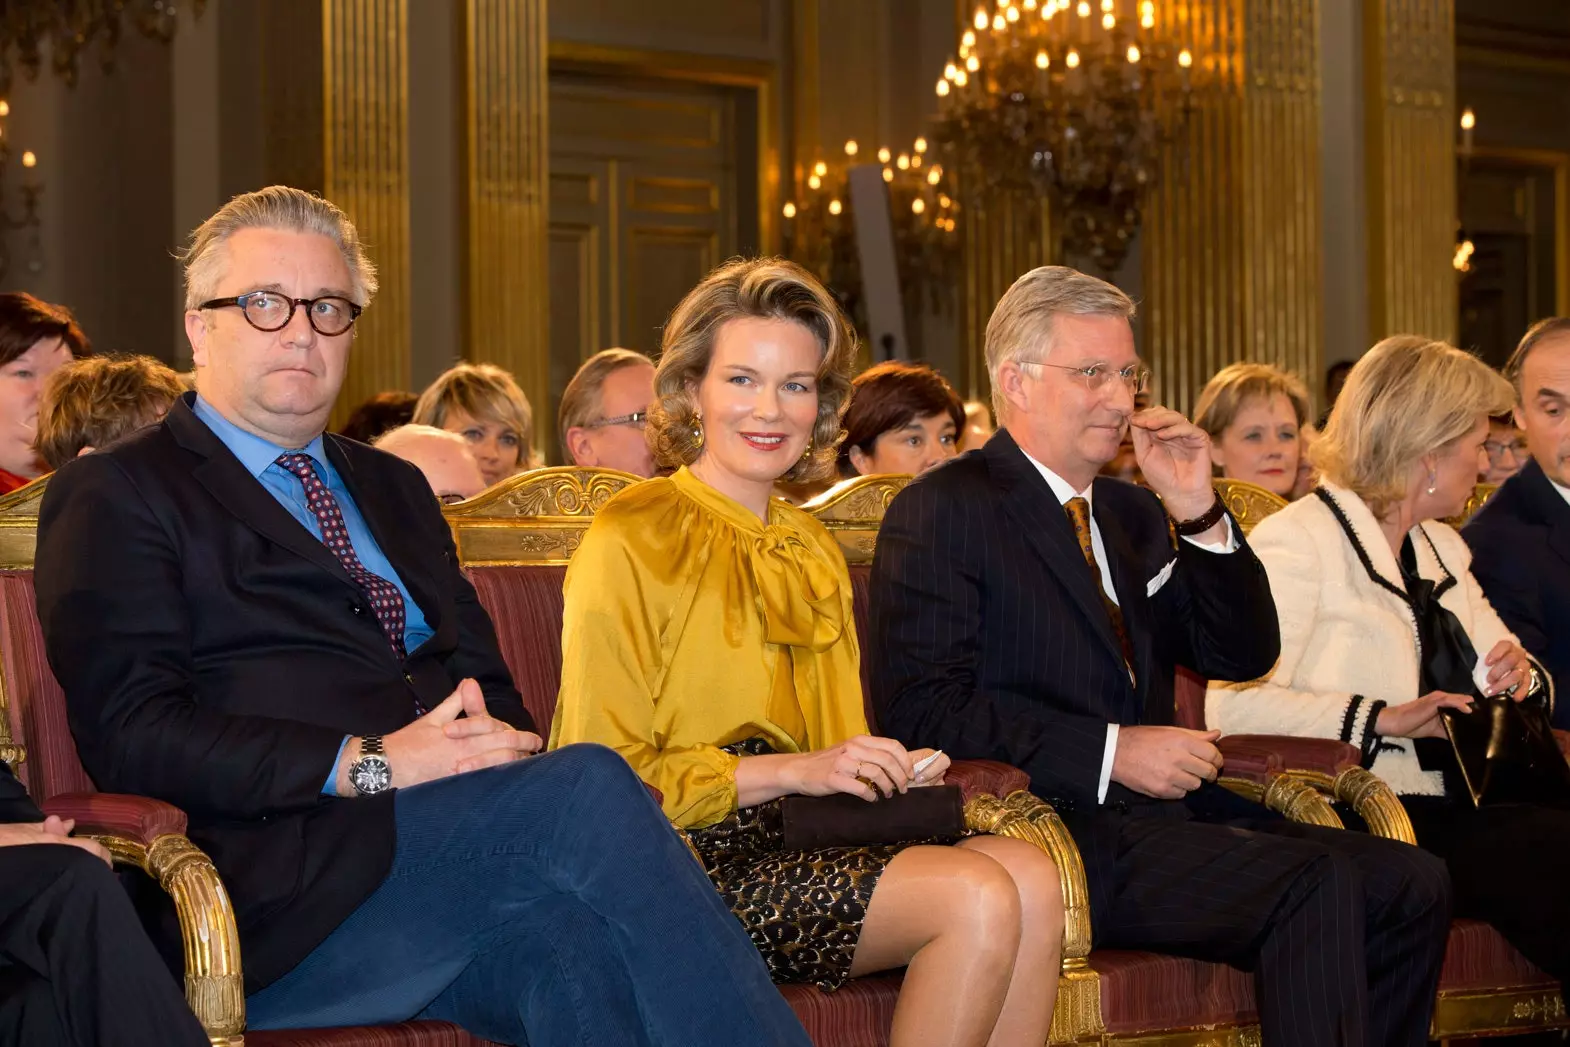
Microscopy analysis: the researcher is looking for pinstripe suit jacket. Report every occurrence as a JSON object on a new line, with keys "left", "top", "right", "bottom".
{"left": 869, "top": 429, "right": 1281, "bottom": 922}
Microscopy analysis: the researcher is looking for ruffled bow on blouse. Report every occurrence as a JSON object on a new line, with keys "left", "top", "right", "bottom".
{"left": 550, "top": 467, "right": 867, "bottom": 828}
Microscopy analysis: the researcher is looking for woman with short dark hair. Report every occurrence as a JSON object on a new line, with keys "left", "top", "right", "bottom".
{"left": 838, "top": 361, "right": 964, "bottom": 478}
{"left": 0, "top": 293, "right": 91, "bottom": 492}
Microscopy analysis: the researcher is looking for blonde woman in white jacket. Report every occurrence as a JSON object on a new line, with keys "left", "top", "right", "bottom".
{"left": 1208, "top": 335, "right": 1569, "bottom": 992}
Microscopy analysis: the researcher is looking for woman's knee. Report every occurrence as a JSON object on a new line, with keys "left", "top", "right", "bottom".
{"left": 963, "top": 837, "right": 1065, "bottom": 938}
{"left": 926, "top": 848, "right": 1025, "bottom": 952}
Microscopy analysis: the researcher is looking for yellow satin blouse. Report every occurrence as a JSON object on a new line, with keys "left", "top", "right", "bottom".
{"left": 550, "top": 466, "right": 868, "bottom": 828}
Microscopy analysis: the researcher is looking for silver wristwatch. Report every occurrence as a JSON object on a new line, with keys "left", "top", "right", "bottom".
{"left": 349, "top": 735, "right": 392, "bottom": 796}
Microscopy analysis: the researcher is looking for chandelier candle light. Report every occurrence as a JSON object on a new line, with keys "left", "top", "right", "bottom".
{"left": 932, "top": 0, "right": 1197, "bottom": 272}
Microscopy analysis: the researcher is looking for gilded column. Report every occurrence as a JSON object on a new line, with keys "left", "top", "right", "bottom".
{"left": 958, "top": 196, "right": 1055, "bottom": 403}
{"left": 323, "top": 0, "right": 411, "bottom": 426}
{"left": 464, "top": 0, "right": 551, "bottom": 446}
{"left": 1144, "top": 0, "right": 1322, "bottom": 418}
{"left": 1364, "top": 0, "right": 1456, "bottom": 342}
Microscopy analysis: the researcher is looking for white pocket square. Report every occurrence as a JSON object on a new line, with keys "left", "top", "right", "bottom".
{"left": 1146, "top": 557, "right": 1177, "bottom": 598}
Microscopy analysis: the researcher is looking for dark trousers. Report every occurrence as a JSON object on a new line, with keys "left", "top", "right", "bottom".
{"left": 245, "top": 744, "right": 811, "bottom": 1047}
{"left": 1094, "top": 790, "right": 1452, "bottom": 1047}
{"left": 0, "top": 843, "right": 209, "bottom": 1047}
{"left": 1404, "top": 797, "right": 1570, "bottom": 987}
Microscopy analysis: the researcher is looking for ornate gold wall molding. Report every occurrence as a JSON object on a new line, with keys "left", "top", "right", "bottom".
{"left": 1364, "top": 0, "right": 1456, "bottom": 343}
{"left": 465, "top": 0, "right": 551, "bottom": 443}
{"left": 1144, "top": 0, "right": 1322, "bottom": 418}
{"left": 324, "top": 0, "right": 411, "bottom": 426}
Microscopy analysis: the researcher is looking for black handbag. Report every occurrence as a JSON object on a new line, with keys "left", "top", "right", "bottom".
{"left": 778, "top": 786, "right": 965, "bottom": 850}
{"left": 1440, "top": 693, "right": 1570, "bottom": 808}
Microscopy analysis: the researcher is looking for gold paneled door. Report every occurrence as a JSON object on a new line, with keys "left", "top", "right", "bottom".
{"left": 547, "top": 67, "right": 754, "bottom": 459}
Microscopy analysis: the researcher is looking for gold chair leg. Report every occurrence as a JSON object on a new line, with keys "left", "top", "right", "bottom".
{"left": 95, "top": 834, "right": 245, "bottom": 1046}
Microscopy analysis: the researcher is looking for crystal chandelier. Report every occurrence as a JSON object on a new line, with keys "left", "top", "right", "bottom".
{"left": 781, "top": 137, "right": 962, "bottom": 335}
{"left": 0, "top": 0, "right": 205, "bottom": 91}
{"left": 931, "top": 0, "right": 1196, "bottom": 272}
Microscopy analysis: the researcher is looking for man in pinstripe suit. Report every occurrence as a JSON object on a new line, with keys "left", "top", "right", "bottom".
{"left": 870, "top": 266, "right": 1452, "bottom": 1046}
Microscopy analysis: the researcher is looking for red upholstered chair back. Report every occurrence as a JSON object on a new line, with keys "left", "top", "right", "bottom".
{"left": 466, "top": 565, "right": 569, "bottom": 739}
{"left": 465, "top": 562, "right": 882, "bottom": 745}
{"left": 0, "top": 570, "right": 95, "bottom": 799}
{"left": 1174, "top": 667, "right": 1208, "bottom": 731}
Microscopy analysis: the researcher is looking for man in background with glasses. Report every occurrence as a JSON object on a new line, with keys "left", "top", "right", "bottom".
{"left": 1468, "top": 317, "right": 1570, "bottom": 729}
{"left": 558, "top": 347, "right": 657, "bottom": 477}
{"left": 33, "top": 186, "right": 809, "bottom": 1045}
{"left": 870, "top": 265, "right": 1451, "bottom": 1047}
{"left": 372, "top": 424, "right": 487, "bottom": 505}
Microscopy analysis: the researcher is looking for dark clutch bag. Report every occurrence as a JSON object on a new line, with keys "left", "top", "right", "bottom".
{"left": 1440, "top": 694, "right": 1570, "bottom": 808}
{"left": 779, "top": 785, "right": 965, "bottom": 850}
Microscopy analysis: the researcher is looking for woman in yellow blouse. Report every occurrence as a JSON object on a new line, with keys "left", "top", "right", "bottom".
{"left": 553, "top": 258, "right": 1063, "bottom": 1047}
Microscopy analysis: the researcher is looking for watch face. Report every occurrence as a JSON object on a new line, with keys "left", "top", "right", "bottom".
{"left": 351, "top": 756, "right": 392, "bottom": 795}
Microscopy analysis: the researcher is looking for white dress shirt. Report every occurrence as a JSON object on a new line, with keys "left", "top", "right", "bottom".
{"left": 1551, "top": 477, "right": 1570, "bottom": 508}
{"left": 1019, "top": 450, "right": 1235, "bottom": 803}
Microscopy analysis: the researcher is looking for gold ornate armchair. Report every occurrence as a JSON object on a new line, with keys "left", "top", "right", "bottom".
{"left": 1445, "top": 481, "right": 1500, "bottom": 529}
{"left": 801, "top": 474, "right": 913, "bottom": 564}
{"left": 1212, "top": 477, "right": 1289, "bottom": 537}
{"left": 444, "top": 465, "right": 645, "bottom": 565}
{"left": 0, "top": 477, "right": 247, "bottom": 1045}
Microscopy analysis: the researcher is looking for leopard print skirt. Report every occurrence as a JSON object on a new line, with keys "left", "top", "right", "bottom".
{"left": 687, "top": 739, "right": 955, "bottom": 991}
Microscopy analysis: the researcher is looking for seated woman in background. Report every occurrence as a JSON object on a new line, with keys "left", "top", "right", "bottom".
{"left": 553, "top": 258, "right": 1063, "bottom": 1047}
{"left": 338, "top": 389, "right": 416, "bottom": 444}
{"left": 413, "top": 362, "right": 541, "bottom": 488}
{"left": 1207, "top": 335, "right": 1570, "bottom": 995}
{"left": 36, "top": 355, "right": 184, "bottom": 469}
{"left": 1193, "top": 362, "right": 1310, "bottom": 500}
{"left": 0, "top": 293, "right": 91, "bottom": 492}
{"left": 838, "top": 360, "right": 963, "bottom": 478}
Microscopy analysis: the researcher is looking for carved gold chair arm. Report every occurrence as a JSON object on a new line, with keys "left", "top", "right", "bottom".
{"left": 1219, "top": 773, "right": 1345, "bottom": 830}
{"left": 964, "top": 790, "right": 1092, "bottom": 961}
{"left": 91, "top": 832, "right": 246, "bottom": 1047}
{"left": 965, "top": 791, "right": 1105, "bottom": 1045}
{"left": 1283, "top": 767, "right": 1417, "bottom": 845}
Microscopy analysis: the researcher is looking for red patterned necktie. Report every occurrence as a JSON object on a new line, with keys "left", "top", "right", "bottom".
{"left": 276, "top": 452, "right": 407, "bottom": 660}
{"left": 1063, "top": 496, "right": 1136, "bottom": 683}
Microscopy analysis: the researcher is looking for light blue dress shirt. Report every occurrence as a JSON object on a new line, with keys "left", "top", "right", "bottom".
{"left": 191, "top": 395, "right": 433, "bottom": 653}
{"left": 190, "top": 396, "right": 434, "bottom": 794}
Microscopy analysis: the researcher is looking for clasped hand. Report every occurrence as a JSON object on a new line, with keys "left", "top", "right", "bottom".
{"left": 786, "top": 735, "right": 949, "bottom": 803}
{"left": 1112, "top": 725, "right": 1224, "bottom": 799}
{"left": 377, "top": 678, "right": 544, "bottom": 789}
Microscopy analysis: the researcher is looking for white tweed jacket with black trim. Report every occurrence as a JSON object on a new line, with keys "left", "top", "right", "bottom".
{"left": 1206, "top": 480, "right": 1549, "bottom": 797}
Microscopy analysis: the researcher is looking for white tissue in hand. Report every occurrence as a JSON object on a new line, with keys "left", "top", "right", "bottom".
{"left": 1473, "top": 655, "right": 1496, "bottom": 697}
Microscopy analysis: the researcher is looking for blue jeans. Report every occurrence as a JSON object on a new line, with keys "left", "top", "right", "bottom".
{"left": 245, "top": 744, "right": 809, "bottom": 1047}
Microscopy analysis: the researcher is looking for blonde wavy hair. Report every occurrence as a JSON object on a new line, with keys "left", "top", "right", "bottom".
{"left": 1312, "top": 335, "right": 1513, "bottom": 518}
{"left": 414, "top": 362, "right": 543, "bottom": 469}
{"left": 1192, "top": 362, "right": 1311, "bottom": 439}
{"left": 647, "top": 257, "right": 857, "bottom": 483}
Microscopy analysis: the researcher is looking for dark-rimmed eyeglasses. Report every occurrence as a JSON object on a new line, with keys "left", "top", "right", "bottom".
{"left": 200, "top": 291, "right": 362, "bottom": 336}
{"left": 1020, "top": 360, "right": 1151, "bottom": 394}
{"left": 1484, "top": 439, "right": 1527, "bottom": 463}
{"left": 584, "top": 410, "right": 648, "bottom": 430}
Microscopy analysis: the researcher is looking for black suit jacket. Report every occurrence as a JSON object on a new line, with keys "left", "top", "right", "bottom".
{"left": 34, "top": 394, "right": 529, "bottom": 991}
{"left": 869, "top": 429, "right": 1280, "bottom": 922}
{"left": 1465, "top": 458, "right": 1570, "bottom": 728}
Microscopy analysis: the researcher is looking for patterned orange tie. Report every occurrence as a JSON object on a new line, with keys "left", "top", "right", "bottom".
{"left": 1064, "top": 497, "right": 1136, "bottom": 682}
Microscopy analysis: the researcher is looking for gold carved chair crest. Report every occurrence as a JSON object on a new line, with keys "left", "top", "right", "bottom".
{"left": 1212, "top": 477, "right": 1289, "bottom": 537}
{"left": 801, "top": 474, "right": 913, "bottom": 565}
{"left": 443, "top": 466, "right": 645, "bottom": 566}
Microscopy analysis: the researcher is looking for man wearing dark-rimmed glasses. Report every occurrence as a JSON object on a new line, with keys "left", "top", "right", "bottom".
{"left": 34, "top": 186, "right": 809, "bottom": 1045}
{"left": 558, "top": 347, "right": 658, "bottom": 476}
